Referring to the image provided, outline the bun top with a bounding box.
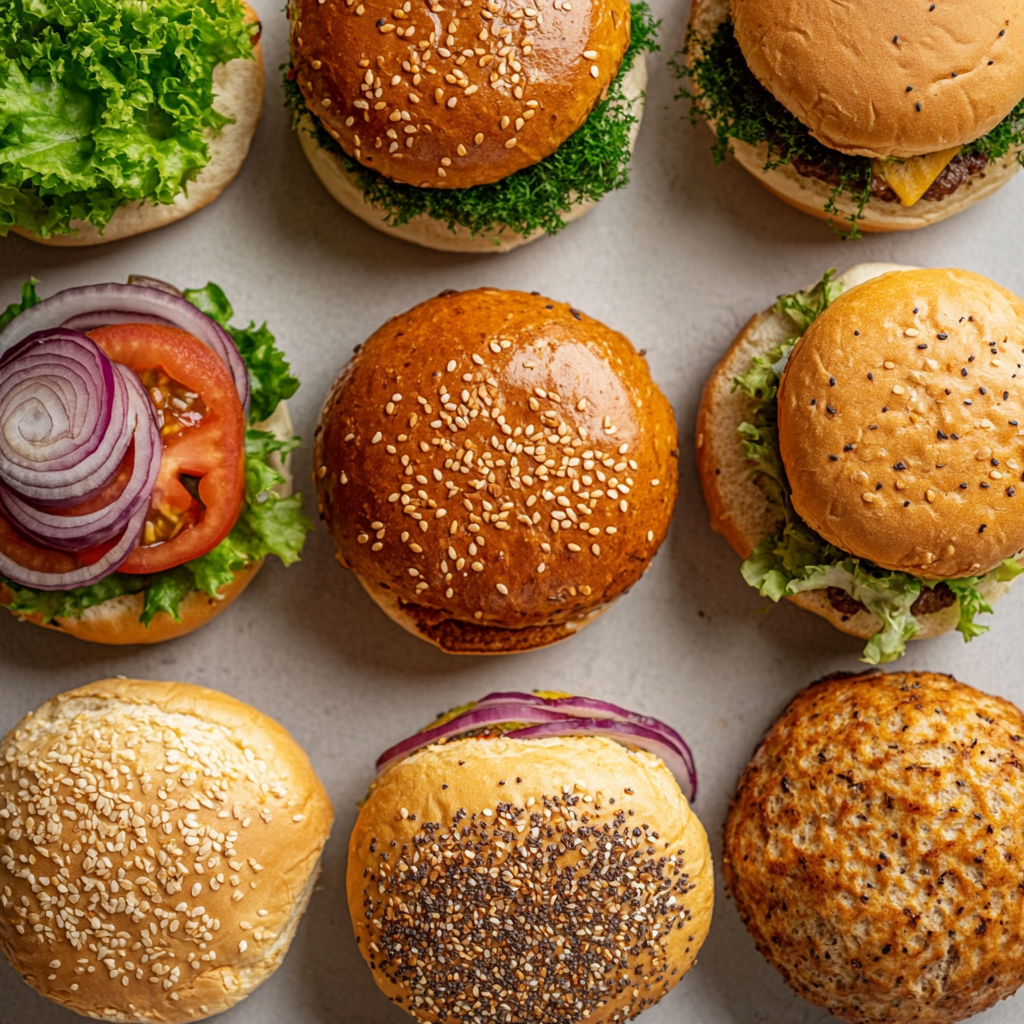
[314,288,678,632]
[778,268,1024,579]
[730,0,1024,157]
[347,734,714,1024]
[0,679,333,1023]
[288,0,631,188]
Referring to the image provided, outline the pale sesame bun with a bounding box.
[348,734,714,1023]
[725,669,1024,1023]
[314,288,679,654]
[0,678,333,1023]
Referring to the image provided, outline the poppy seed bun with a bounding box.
[0,678,333,1023]
[731,0,1024,159]
[289,0,630,190]
[724,669,1024,1023]
[696,263,1024,644]
[779,268,1024,579]
[314,288,679,654]
[347,734,714,1024]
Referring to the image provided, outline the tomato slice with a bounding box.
[88,324,246,574]
[0,509,121,575]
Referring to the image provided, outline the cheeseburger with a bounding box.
[283,0,657,251]
[314,288,679,654]
[682,0,1024,233]
[348,690,712,1024]
[726,670,1024,1023]
[697,264,1024,662]
[0,678,333,1022]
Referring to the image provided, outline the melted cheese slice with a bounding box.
[872,146,962,207]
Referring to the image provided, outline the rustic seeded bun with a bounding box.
[348,734,714,1023]
[289,0,630,190]
[1,401,294,646]
[779,268,1024,579]
[696,263,1023,643]
[295,55,647,252]
[724,669,1024,1023]
[314,288,679,654]
[14,4,263,248]
[731,0,1024,159]
[0,678,333,1023]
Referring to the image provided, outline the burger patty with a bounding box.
[790,151,989,203]
[825,583,957,619]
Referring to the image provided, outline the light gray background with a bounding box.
[2,0,1024,1021]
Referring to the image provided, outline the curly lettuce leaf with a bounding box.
[0,278,39,330]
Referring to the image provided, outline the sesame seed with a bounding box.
[590,65,599,77]
[496,583,509,594]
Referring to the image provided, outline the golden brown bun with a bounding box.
[731,0,1024,159]
[0,679,333,1023]
[348,734,714,1023]
[289,0,630,189]
[724,669,1024,1023]
[779,268,1024,578]
[14,4,264,248]
[314,288,678,652]
[695,263,1023,643]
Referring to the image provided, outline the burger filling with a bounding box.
[678,21,1024,235]
[733,271,1024,664]
[283,3,658,240]
[0,0,259,239]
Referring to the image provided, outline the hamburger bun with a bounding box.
[14,4,264,248]
[695,263,1023,644]
[348,733,714,1023]
[724,669,1024,1023]
[294,54,648,252]
[779,268,1024,579]
[314,288,679,654]
[0,400,295,646]
[289,0,631,190]
[0,678,333,1022]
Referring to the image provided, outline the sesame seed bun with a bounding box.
[695,263,1024,644]
[0,678,333,1023]
[348,734,714,1024]
[731,0,1024,159]
[289,0,631,190]
[314,288,678,654]
[724,669,1024,1023]
[294,54,647,252]
[13,4,264,248]
[779,268,1024,578]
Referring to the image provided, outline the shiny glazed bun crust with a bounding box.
[289,0,630,189]
[0,679,333,1023]
[778,268,1024,579]
[348,735,714,1024]
[730,0,1024,158]
[724,670,1024,1023]
[314,288,678,653]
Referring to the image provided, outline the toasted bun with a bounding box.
[731,0,1024,159]
[289,0,630,190]
[315,288,678,652]
[724,669,1024,1023]
[0,678,333,1023]
[295,56,647,252]
[779,268,1024,578]
[348,734,714,1023]
[695,263,1023,643]
[15,5,264,248]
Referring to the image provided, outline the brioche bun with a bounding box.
[348,734,714,1023]
[695,263,1023,644]
[14,4,264,248]
[731,0,1024,159]
[0,678,333,1023]
[295,55,647,252]
[289,0,630,190]
[724,669,1024,1023]
[314,288,678,654]
[779,268,1024,579]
